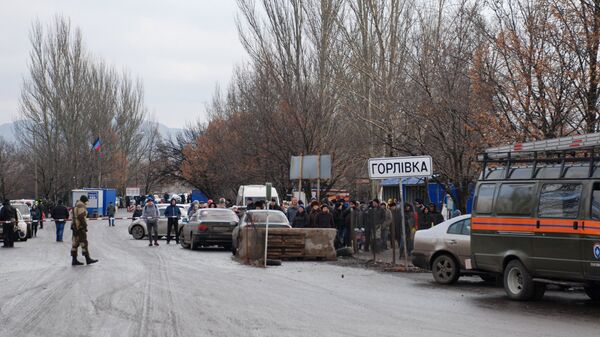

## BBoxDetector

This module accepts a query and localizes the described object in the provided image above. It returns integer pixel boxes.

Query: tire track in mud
[0,267,92,337]
[155,251,182,337]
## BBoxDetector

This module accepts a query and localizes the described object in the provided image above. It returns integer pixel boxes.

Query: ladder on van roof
[484,133,600,159]
[479,132,600,180]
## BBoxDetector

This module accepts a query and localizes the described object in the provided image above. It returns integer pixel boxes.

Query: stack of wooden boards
[267,231,305,259]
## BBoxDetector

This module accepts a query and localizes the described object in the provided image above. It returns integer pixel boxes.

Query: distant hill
[0,122,16,142]
[0,120,183,143]
[144,121,183,141]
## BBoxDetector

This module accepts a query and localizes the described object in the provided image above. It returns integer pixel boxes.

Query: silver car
[231,210,291,255]
[128,205,188,240]
[412,214,479,284]
[179,208,239,250]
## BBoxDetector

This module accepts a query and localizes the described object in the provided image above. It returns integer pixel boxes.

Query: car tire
[131,225,145,240]
[503,259,538,301]
[190,233,196,251]
[431,254,460,285]
[179,230,190,249]
[584,286,600,301]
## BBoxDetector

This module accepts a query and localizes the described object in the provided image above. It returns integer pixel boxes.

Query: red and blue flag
[92,137,102,152]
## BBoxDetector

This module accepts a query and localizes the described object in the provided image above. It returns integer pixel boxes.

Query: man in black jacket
[164,198,181,244]
[52,200,69,242]
[1,200,17,248]
[366,199,386,253]
[315,205,335,228]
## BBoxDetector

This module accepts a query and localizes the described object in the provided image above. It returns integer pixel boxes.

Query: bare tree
[18,16,147,201]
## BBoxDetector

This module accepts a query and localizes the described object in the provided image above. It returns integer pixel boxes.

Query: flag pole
[98,151,101,188]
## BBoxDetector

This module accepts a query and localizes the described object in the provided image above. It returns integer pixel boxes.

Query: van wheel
[431,254,459,284]
[504,260,539,300]
[584,286,600,301]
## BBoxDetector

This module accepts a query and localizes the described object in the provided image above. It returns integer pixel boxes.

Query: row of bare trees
[12,16,158,201]
[174,0,600,211]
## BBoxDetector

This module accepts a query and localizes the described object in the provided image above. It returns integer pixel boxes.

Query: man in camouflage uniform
[71,195,99,266]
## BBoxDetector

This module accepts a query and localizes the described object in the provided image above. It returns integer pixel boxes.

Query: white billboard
[126,187,140,197]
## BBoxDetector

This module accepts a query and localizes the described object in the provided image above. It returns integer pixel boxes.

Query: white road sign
[126,187,140,197]
[368,156,433,179]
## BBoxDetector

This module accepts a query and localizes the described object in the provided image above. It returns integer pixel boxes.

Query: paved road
[0,215,599,337]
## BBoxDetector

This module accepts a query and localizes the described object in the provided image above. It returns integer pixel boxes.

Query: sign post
[368,156,433,267]
[290,154,331,203]
[264,182,272,267]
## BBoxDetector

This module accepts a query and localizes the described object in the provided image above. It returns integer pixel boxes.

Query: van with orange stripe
[472,133,600,301]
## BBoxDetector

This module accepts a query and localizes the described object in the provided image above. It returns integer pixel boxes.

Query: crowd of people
[266,196,448,257]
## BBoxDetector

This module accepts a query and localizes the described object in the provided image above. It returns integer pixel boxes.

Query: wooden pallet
[267,232,305,259]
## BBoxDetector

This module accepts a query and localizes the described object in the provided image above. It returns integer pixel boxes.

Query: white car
[128,204,189,240]
[0,208,29,242]
[12,203,32,238]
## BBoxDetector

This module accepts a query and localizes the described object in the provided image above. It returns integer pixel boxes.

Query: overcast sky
[0,0,246,128]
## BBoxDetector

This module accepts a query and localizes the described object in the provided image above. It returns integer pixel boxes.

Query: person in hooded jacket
[315,205,335,228]
[309,201,321,227]
[164,198,181,244]
[366,199,386,252]
[30,204,42,237]
[291,206,309,228]
[1,200,17,248]
[420,206,433,230]
[381,202,393,250]
[393,203,416,257]
[51,200,69,242]
[333,202,345,248]
[132,205,143,219]
[188,201,200,217]
[343,200,360,249]
[428,203,444,226]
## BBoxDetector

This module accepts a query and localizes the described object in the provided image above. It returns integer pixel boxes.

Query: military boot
[84,254,98,265]
[72,256,84,266]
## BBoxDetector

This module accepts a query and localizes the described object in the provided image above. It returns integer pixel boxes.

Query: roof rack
[484,133,600,159]
[478,133,600,180]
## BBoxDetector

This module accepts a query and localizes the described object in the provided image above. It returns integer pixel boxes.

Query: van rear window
[495,183,535,216]
[538,184,582,219]
[475,184,496,214]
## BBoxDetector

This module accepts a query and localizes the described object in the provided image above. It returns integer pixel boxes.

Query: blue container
[80,188,117,216]
[191,189,208,203]
[102,189,117,216]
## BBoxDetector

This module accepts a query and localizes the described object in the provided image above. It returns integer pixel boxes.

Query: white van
[236,185,280,206]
